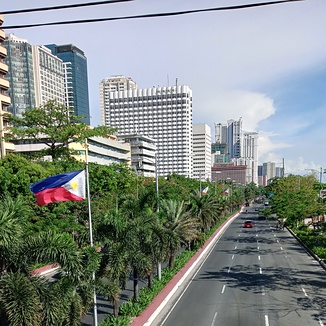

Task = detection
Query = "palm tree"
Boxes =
[0,195,93,326]
[160,199,200,269]
[190,192,221,232]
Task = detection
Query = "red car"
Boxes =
[243,220,253,228]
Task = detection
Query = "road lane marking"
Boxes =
[210,312,218,326]
[274,234,276,237]
[260,268,262,274]
[265,315,269,326]
[277,240,279,243]
[258,255,261,260]
[302,288,308,297]
[228,267,231,273]
[280,247,283,250]
[318,318,324,326]
[221,285,226,294]
[257,246,260,250]
[231,255,235,259]
[261,286,265,295]
[234,246,237,249]
[256,234,258,237]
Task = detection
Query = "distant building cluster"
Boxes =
[0,20,278,185]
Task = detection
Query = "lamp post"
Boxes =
[142,154,161,279]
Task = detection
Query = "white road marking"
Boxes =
[256,234,258,237]
[280,247,283,250]
[274,234,276,237]
[231,255,235,259]
[258,255,261,260]
[302,288,308,297]
[318,318,324,326]
[261,286,265,295]
[234,246,237,249]
[221,285,226,294]
[228,267,231,273]
[260,268,262,274]
[210,312,218,326]
[257,246,260,250]
[265,315,269,326]
[277,240,279,243]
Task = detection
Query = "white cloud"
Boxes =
[194,89,276,130]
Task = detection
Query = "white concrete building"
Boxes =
[242,131,259,185]
[193,124,212,181]
[32,45,65,107]
[100,79,193,178]
[118,134,156,178]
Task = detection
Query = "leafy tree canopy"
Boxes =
[5,100,116,160]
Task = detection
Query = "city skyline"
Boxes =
[2,0,326,175]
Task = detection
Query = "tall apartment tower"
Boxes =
[32,45,65,107]
[46,44,90,124]
[0,15,14,158]
[242,131,258,184]
[193,124,212,181]
[227,118,242,159]
[214,122,227,144]
[3,34,35,117]
[262,162,276,181]
[100,77,193,177]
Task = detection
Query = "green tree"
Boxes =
[5,100,116,160]
[160,199,200,269]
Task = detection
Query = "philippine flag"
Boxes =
[201,186,209,195]
[30,170,86,206]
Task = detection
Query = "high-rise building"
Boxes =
[214,122,227,144]
[46,44,90,124]
[227,118,242,159]
[0,16,14,158]
[100,78,193,177]
[242,131,258,185]
[3,34,35,117]
[32,45,65,107]
[193,124,212,181]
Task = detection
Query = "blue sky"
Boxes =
[2,0,326,175]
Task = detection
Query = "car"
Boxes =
[243,220,253,228]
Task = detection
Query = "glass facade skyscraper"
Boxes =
[3,34,35,117]
[45,44,90,124]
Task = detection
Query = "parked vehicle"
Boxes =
[243,220,253,228]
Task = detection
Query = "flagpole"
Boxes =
[85,142,98,326]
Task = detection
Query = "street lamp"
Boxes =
[140,154,161,279]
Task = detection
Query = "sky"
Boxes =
[2,0,326,176]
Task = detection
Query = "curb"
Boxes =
[131,209,242,326]
[32,264,59,276]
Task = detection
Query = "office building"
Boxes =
[193,123,212,181]
[46,44,90,124]
[0,16,14,158]
[227,118,242,159]
[118,134,156,178]
[32,45,65,107]
[100,78,193,177]
[242,131,258,184]
[3,34,35,117]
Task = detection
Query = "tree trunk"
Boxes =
[133,269,139,301]
[169,253,175,269]
[147,273,153,289]
[113,301,119,318]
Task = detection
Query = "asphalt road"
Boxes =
[151,205,326,326]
